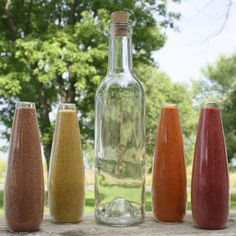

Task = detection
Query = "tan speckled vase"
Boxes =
[48,103,85,223]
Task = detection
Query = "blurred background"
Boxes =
[0,0,236,213]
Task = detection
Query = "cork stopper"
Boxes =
[112,11,129,24]
[111,11,130,37]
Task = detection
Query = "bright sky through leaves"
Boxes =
[155,0,236,83]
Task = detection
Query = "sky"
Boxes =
[154,0,236,83]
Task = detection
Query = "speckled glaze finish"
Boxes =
[191,103,229,229]
[4,102,44,232]
[48,104,85,223]
[152,105,186,222]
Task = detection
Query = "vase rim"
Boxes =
[59,103,76,110]
[16,101,35,108]
[161,104,177,108]
[201,102,219,108]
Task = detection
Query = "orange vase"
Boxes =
[152,104,186,222]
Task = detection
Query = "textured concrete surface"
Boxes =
[0,212,236,236]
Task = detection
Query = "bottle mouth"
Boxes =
[16,101,35,108]
[201,102,219,109]
[59,103,76,110]
[161,104,178,109]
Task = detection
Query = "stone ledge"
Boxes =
[0,211,235,236]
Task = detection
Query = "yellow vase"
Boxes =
[48,103,85,223]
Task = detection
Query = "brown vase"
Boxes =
[4,102,44,232]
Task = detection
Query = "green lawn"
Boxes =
[1,159,236,215]
[1,190,236,215]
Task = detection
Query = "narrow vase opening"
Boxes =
[161,104,177,109]
[201,102,219,109]
[59,103,76,110]
[16,101,35,109]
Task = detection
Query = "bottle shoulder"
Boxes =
[96,72,145,97]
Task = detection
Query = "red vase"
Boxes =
[191,102,229,229]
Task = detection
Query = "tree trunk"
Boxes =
[0,1,19,39]
[25,0,33,35]
[69,0,78,25]
[39,89,52,172]
[43,137,52,172]
[57,73,76,103]
[33,75,52,171]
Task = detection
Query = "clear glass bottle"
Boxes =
[95,12,146,226]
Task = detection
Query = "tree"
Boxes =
[135,64,197,170]
[193,54,236,163]
[0,0,181,169]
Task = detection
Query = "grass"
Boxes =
[1,158,236,187]
[0,190,236,215]
[86,167,236,188]
[0,159,6,184]
[1,159,236,215]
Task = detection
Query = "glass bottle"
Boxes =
[95,11,146,226]
[152,104,186,222]
[191,102,229,229]
[4,102,44,232]
[48,103,85,223]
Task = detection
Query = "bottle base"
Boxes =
[95,197,144,226]
[95,217,144,227]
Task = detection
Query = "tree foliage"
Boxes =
[0,0,181,169]
[193,54,236,163]
[136,64,197,169]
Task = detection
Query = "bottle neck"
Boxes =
[108,24,133,74]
